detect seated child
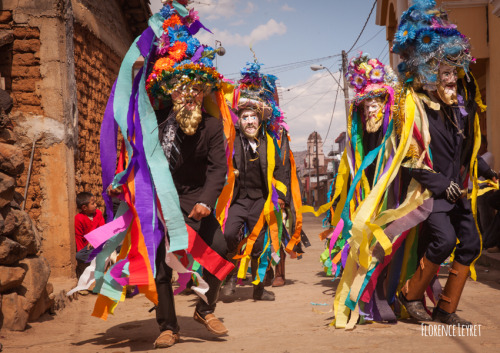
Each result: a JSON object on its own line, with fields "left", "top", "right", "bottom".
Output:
{"left": 75, "top": 192, "right": 104, "bottom": 277}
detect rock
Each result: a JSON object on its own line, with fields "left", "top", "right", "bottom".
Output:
{"left": 0, "top": 172, "right": 15, "bottom": 208}
{"left": 9, "top": 210, "right": 37, "bottom": 255}
{"left": 0, "top": 265, "right": 26, "bottom": 292}
{"left": 1, "top": 206, "right": 20, "bottom": 236}
{"left": 0, "top": 236, "right": 27, "bottom": 265}
{"left": 13, "top": 191, "right": 24, "bottom": 204}
{"left": 0, "top": 142, "right": 24, "bottom": 176}
{"left": 0, "top": 128, "right": 16, "bottom": 144}
{"left": 28, "top": 283, "right": 54, "bottom": 321}
{"left": 18, "top": 257, "right": 50, "bottom": 312}
{"left": 1, "top": 292, "right": 29, "bottom": 331}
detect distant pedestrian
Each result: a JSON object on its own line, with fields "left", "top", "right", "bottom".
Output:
{"left": 75, "top": 192, "right": 104, "bottom": 277}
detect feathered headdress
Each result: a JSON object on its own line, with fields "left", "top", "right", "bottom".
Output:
{"left": 392, "top": 0, "right": 473, "bottom": 85}
{"left": 233, "top": 57, "right": 286, "bottom": 138}
{"left": 146, "top": 1, "right": 224, "bottom": 103}
{"left": 346, "top": 52, "right": 398, "bottom": 104}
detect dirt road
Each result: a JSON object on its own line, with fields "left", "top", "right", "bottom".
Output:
{"left": 2, "top": 214, "right": 500, "bottom": 352}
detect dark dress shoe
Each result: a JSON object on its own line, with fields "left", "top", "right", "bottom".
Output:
{"left": 398, "top": 292, "right": 432, "bottom": 321}
{"left": 433, "top": 307, "right": 472, "bottom": 326}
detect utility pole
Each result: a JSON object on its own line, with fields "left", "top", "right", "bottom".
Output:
{"left": 315, "top": 131, "right": 320, "bottom": 207}
{"left": 341, "top": 50, "right": 350, "bottom": 122}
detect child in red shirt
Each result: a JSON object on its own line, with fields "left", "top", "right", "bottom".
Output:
{"left": 75, "top": 192, "right": 104, "bottom": 277}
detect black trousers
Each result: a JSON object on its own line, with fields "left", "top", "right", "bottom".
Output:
{"left": 224, "top": 197, "right": 267, "bottom": 258}
{"left": 420, "top": 198, "right": 480, "bottom": 266}
{"left": 155, "top": 212, "right": 228, "bottom": 333}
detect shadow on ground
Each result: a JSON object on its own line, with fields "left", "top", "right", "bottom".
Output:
{"left": 71, "top": 315, "right": 229, "bottom": 352}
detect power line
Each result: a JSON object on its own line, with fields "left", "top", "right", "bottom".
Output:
{"left": 377, "top": 42, "right": 389, "bottom": 60}
{"left": 351, "top": 28, "right": 385, "bottom": 53}
{"left": 321, "top": 86, "right": 341, "bottom": 147}
{"left": 347, "top": 0, "right": 378, "bottom": 54}
{"left": 286, "top": 87, "right": 337, "bottom": 121}
{"left": 224, "top": 54, "right": 341, "bottom": 78}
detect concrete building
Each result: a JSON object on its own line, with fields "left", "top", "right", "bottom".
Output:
{"left": 302, "top": 131, "right": 330, "bottom": 206}
{"left": 0, "top": 0, "right": 151, "bottom": 280}
{"left": 376, "top": 0, "right": 500, "bottom": 170}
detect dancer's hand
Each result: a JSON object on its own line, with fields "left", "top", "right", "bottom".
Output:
{"left": 106, "top": 184, "right": 122, "bottom": 197}
{"left": 189, "top": 203, "right": 211, "bottom": 221}
{"left": 445, "top": 181, "right": 461, "bottom": 203}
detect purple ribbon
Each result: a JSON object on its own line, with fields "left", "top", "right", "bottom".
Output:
{"left": 187, "top": 20, "right": 213, "bottom": 35}
{"left": 110, "top": 259, "right": 129, "bottom": 286}
{"left": 132, "top": 82, "right": 164, "bottom": 273}
{"left": 100, "top": 81, "right": 118, "bottom": 222}
{"left": 341, "top": 243, "right": 350, "bottom": 268}
{"left": 137, "top": 27, "right": 155, "bottom": 58}
{"left": 191, "top": 45, "right": 204, "bottom": 63}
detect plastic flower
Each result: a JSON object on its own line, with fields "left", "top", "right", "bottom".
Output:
{"left": 157, "top": 33, "right": 171, "bottom": 56}
{"left": 168, "top": 41, "right": 187, "bottom": 62}
{"left": 186, "top": 37, "right": 200, "bottom": 56}
{"left": 168, "top": 25, "right": 190, "bottom": 43}
{"left": 160, "top": 4, "right": 176, "bottom": 19}
{"left": 200, "top": 57, "right": 213, "bottom": 67}
{"left": 416, "top": 29, "right": 440, "bottom": 53}
{"left": 358, "top": 62, "right": 371, "bottom": 76}
{"left": 182, "top": 8, "right": 200, "bottom": 25}
{"left": 368, "top": 58, "right": 382, "bottom": 68}
{"left": 414, "top": 0, "right": 436, "bottom": 10}
{"left": 153, "top": 57, "right": 176, "bottom": 72}
{"left": 351, "top": 74, "right": 366, "bottom": 90}
{"left": 173, "top": 59, "right": 192, "bottom": 69}
{"left": 370, "top": 67, "right": 385, "bottom": 83}
{"left": 163, "top": 14, "right": 182, "bottom": 31}
{"left": 394, "top": 23, "right": 417, "bottom": 48}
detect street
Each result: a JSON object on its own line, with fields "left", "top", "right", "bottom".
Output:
{"left": 2, "top": 213, "right": 500, "bottom": 353}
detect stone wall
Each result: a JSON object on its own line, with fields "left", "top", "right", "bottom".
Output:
{"left": 0, "top": 11, "right": 44, "bottom": 222}
{"left": 73, "top": 23, "right": 121, "bottom": 205}
{"left": 0, "top": 114, "right": 54, "bottom": 331}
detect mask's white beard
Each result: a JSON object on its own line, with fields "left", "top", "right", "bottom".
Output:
{"left": 436, "top": 84, "right": 457, "bottom": 105}
{"left": 365, "top": 110, "right": 383, "bottom": 133}
{"left": 239, "top": 120, "right": 259, "bottom": 139}
{"left": 173, "top": 101, "right": 203, "bottom": 135}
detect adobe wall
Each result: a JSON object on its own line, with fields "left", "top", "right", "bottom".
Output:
{"left": 73, "top": 22, "right": 121, "bottom": 205}
{"left": 1, "top": 0, "right": 80, "bottom": 278}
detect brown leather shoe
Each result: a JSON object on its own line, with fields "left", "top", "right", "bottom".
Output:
{"left": 153, "top": 330, "right": 179, "bottom": 348}
{"left": 271, "top": 276, "right": 285, "bottom": 287}
{"left": 193, "top": 311, "right": 228, "bottom": 336}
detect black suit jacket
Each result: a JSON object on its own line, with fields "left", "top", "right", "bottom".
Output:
{"left": 158, "top": 112, "right": 227, "bottom": 214}
{"left": 409, "top": 81, "right": 490, "bottom": 212}
{"left": 232, "top": 129, "right": 286, "bottom": 204}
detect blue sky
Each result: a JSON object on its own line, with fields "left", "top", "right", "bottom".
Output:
{"left": 150, "top": 0, "right": 390, "bottom": 152}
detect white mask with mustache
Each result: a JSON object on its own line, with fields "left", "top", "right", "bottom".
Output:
{"left": 238, "top": 109, "right": 260, "bottom": 139}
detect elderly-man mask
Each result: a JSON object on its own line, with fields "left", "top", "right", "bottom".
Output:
{"left": 171, "top": 84, "right": 205, "bottom": 135}
{"left": 436, "top": 64, "right": 458, "bottom": 106}
{"left": 363, "top": 97, "right": 385, "bottom": 133}
{"left": 238, "top": 108, "right": 260, "bottom": 139}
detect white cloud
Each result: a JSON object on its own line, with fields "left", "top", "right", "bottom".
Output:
{"left": 280, "top": 72, "right": 349, "bottom": 153}
{"left": 229, "top": 19, "right": 246, "bottom": 26}
{"left": 197, "top": 19, "right": 286, "bottom": 47}
{"left": 244, "top": 2, "right": 257, "bottom": 14}
{"left": 281, "top": 4, "right": 296, "bottom": 12}
{"left": 196, "top": 0, "right": 238, "bottom": 20}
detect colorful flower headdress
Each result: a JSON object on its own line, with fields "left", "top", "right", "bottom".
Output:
{"left": 234, "top": 58, "right": 286, "bottom": 138}
{"left": 146, "top": 1, "right": 223, "bottom": 102}
{"left": 392, "top": 0, "right": 473, "bottom": 85}
{"left": 346, "top": 53, "right": 398, "bottom": 104}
